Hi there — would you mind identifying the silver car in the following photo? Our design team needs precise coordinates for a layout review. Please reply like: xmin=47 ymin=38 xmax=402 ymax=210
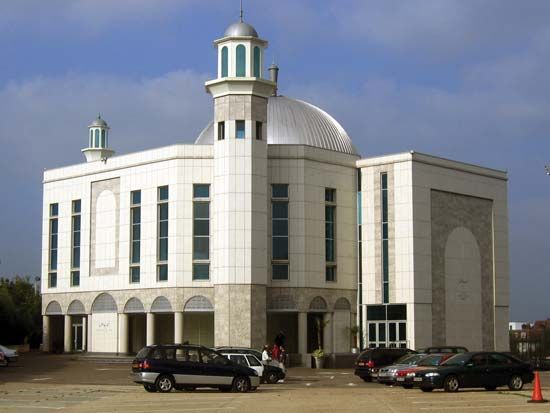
xmin=0 ymin=345 xmax=19 ymax=365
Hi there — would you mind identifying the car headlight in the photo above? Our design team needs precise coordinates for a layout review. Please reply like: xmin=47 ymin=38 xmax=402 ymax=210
xmin=425 ymin=372 xmax=440 ymax=377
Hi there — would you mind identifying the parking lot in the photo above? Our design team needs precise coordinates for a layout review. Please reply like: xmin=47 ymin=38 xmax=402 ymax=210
xmin=1 ymin=353 xmax=550 ymax=412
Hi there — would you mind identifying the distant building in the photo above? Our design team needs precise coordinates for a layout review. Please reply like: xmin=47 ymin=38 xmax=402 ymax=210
xmin=41 ymin=14 xmax=509 ymax=361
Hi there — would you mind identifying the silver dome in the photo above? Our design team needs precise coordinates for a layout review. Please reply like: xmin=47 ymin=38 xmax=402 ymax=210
xmin=195 ymin=96 xmax=358 ymax=156
xmin=224 ymin=21 xmax=259 ymax=38
xmin=89 ymin=115 xmax=108 ymax=128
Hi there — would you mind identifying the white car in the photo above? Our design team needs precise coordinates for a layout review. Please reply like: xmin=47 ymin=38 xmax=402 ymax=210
xmin=222 ymin=353 xmax=264 ymax=378
xmin=0 ymin=345 xmax=19 ymax=365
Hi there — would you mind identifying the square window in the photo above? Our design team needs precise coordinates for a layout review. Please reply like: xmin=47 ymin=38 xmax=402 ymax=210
xmin=272 ymin=264 xmax=288 ymax=280
xmin=131 ymin=190 xmax=141 ymax=205
xmin=236 ymin=120 xmax=245 ymax=139
xmin=193 ymin=202 xmax=209 ymax=218
xmin=193 ymin=263 xmax=210 ymax=280
xmin=325 ymin=188 xmax=336 ymax=202
xmin=326 ymin=266 xmax=336 ymax=282
xmin=50 ymin=203 xmax=58 ymax=217
xmin=193 ymin=184 xmax=210 ymax=199
xmin=217 ymin=121 xmax=225 ymax=140
xmin=157 ymin=264 xmax=168 ymax=281
xmin=272 ymin=184 xmax=288 ymax=198
xmin=130 ymin=267 xmax=140 ymax=283
xmin=71 ymin=271 xmax=80 ymax=287
xmin=158 ymin=186 xmax=169 ymax=201
xmin=72 ymin=199 xmax=81 ymax=214
xmin=255 ymin=121 xmax=262 ymax=140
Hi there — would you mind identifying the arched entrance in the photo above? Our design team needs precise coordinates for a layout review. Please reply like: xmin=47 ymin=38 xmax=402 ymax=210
xmin=183 ymin=296 xmax=214 ymax=347
xmin=151 ymin=296 xmax=174 ymax=345
xmin=307 ymin=296 xmax=328 ymax=353
xmin=124 ymin=297 xmax=146 ymax=353
xmin=67 ymin=300 xmax=87 ymax=352
xmin=267 ymin=295 xmax=298 ymax=353
xmin=44 ymin=301 xmax=64 ymax=353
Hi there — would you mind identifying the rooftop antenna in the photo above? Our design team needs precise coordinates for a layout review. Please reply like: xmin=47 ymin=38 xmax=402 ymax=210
xmin=240 ymin=0 xmax=243 ymax=22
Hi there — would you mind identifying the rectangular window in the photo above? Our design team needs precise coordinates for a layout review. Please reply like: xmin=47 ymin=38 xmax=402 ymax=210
xmin=236 ymin=120 xmax=245 ymax=139
xmin=217 ymin=121 xmax=225 ymax=140
xmin=381 ymin=173 xmax=389 ymax=303
xmin=255 ymin=121 xmax=262 ymax=140
xmin=193 ymin=184 xmax=210 ymax=281
xmin=130 ymin=190 xmax=141 ymax=283
xmin=48 ymin=203 xmax=58 ymax=289
xmin=71 ymin=200 xmax=81 ymax=286
xmin=157 ymin=186 xmax=169 ymax=281
xmin=325 ymin=188 xmax=336 ymax=282
xmin=271 ymin=184 xmax=289 ymax=280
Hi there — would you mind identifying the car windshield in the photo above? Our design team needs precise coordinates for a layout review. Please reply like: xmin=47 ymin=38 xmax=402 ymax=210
xmin=440 ymin=353 xmax=471 ymax=366
xmin=395 ymin=354 xmax=424 ymax=365
xmin=418 ymin=355 xmax=446 ymax=366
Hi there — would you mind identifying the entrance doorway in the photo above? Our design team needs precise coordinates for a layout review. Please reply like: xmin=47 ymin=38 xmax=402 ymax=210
xmin=367 ymin=321 xmax=407 ymax=348
xmin=307 ymin=313 xmax=325 ymax=353
xmin=73 ymin=322 xmax=84 ymax=351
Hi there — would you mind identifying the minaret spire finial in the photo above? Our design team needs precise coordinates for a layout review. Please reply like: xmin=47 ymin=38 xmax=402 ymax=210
xmin=240 ymin=0 xmax=243 ymax=22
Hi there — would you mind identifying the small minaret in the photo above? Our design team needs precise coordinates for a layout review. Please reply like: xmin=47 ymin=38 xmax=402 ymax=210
xmin=82 ymin=115 xmax=115 ymax=162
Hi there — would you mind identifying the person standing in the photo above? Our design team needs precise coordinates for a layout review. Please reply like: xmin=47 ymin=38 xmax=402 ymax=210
xmin=274 ymin=330 xmax=286 ymax=348
xmin=261 ymin=345 xmax=272 ymax=366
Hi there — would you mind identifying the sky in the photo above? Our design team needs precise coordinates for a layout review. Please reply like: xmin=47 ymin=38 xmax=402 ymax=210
xmin=0 ymin=0 xmax=549 ymax=321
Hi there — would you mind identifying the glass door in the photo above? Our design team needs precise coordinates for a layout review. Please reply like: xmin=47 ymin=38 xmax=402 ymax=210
xmin=73 ymin=324 xmax=83 ymax=351
xmin=368 ymin=321 xmax=406 ymax=348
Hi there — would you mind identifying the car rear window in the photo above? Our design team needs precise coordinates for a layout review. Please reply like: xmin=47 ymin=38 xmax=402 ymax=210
xmin=136 ymin=347 xmax=151 ymax=359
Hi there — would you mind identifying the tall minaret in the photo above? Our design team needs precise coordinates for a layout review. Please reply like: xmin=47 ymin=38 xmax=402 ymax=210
xmin=205 ymin=12 xmax=276 ymax=348
xmin=82 ymin=115 xmax=115 ymax=162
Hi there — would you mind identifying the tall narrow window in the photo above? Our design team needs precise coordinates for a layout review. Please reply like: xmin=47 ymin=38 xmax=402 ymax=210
xmin=48 ymin=203 xmax=59 ymax=288
xmin=217 ymin=121 xmax=225 ymax=140
xmin=253 ymin=46 xmax=260 ymax=77
xmin=89 ymin=130 xmax=93 ymax=147
xmin=71 ymin=200 xmax=81 ymax=287
xmin=325 ymin=188 xmax=336 ymax=282
xmin=236 ymin=44 xmax=246 ymax=77
xmin=101 ymin=129 xmax=106 ymax=148
xmin=236 ymin=120 xmax=245 ymax=139
xmin=221 ymin=46 xmax=228 ymax=77
xmin=272 ymin=184 xmax=289 ymax=280
xmin=157 ymin=186 xmax=169 ymax=281
xmin=130 ymin=190 xmax=141 ymax=283
xmin=255 ymin=121 xmax=262 ymax=140
xmin=193 ymin=184 xmax=210 ymax=280
xmin=381 ymin=173 xmax=389 ymax=303
xmin=94 ymin=129 xmax=100 ymax=147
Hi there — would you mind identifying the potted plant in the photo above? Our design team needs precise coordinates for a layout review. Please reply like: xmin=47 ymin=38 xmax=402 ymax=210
xmin=312 ymin=348 xmax=325 ymax=369
xmin=349 ymin=325 xmax=361 ymax=354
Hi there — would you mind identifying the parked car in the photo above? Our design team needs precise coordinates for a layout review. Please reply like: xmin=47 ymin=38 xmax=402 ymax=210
xmin=0 ymin=345 xmax=19 ymax=365
xmin=412 ymin=352 xmax=534 ymax=392
xmin=355 ymin=348 xmax=416 ymax=382
xmin=219 ymin=351 xmax=285 ymax=384
xmin=132 ymin=344 xmax=260 ymax=393
xmin=416 ymin=346 xmax=468 ymax=354
xmin=377 ymin=354 xmax=431 ymax=385
xmin=0 ymin=351 xmax=6 ymax=367
xmin=214 ymin=347 xmax=263 ymax=360
xmin=395 ymin=353 xmax=455 ymax=388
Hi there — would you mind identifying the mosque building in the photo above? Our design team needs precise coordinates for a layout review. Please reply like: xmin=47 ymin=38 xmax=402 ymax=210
xmin=41 ymin=14 xmax=509 ymax=363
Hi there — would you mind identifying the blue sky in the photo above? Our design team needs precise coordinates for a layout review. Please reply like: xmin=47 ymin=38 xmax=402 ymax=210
xmin=0 ymin=0 xmax=549 ymax=321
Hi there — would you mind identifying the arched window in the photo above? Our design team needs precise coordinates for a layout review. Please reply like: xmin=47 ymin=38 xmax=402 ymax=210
xmin=253 ymin=46 xmax=260 ymax=77
xmin=101 ymin=129 xmax=106 ymax=147
xmin=236 ymin=45 xmax=246 ymax=77
xmin=94 ymin=129 xmax=100 ymax=147
xmin=221 ymin=46 xmax=228 ymax=78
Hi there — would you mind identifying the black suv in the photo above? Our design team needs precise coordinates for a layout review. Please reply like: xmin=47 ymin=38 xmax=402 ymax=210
xmin=132 ymin=344 xmax=260 ymax=393
xmin=355 ymin=348 xmax=415 ymax=382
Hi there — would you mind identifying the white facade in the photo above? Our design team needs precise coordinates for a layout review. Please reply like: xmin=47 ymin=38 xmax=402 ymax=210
xmin=41 ymin=18 xmax=509 ymax=360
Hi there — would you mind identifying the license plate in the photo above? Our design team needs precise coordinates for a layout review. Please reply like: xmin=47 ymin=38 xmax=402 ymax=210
xmin=397 ymin=377 xmax=405 ymax=382
xmin=414 ymin=377 xmax=422 ymax=382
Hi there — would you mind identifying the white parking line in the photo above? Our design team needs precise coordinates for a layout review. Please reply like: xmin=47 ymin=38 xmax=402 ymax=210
xmin=32 ymin=377 xmax=52 ymax=381
xmin=97 ymin=408 xmax=236 ymax=413
xmin=0 ymin=406 xmax=64 ymax=410
xmin=413 ymin=398 xmax=519 ymax=404
xmin=420 ymin=404 xmax=531 ymax=410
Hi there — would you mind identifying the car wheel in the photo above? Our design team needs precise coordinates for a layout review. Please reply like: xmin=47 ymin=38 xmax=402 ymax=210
xmin=420 ymin=387 xmax=433 ymax=392
xmin=143 ymin=384 xmax=157 ymax=393
xmin=443 ymin=375 xmax=460 ymax=392
xmin=485 ymin=386 xmax=497 ymax=391
xmin=156 ymin=374 xmax=175 ymax=393
xmin=508 ymin=374 xmax=524 ymax=391
xmin=232 ymin=376 xmax=251 ymax=393
xmin=266 ymin=372 xmax=279 ymax=384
